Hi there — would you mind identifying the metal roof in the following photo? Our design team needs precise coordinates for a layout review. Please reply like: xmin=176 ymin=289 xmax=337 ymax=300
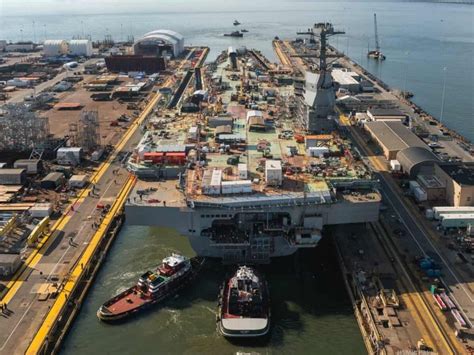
xmin=365 ymin=121 xmax=427 ymax=152
xmin=396 ymin=146 xmax=439 ymax=177
xmin=144 ymin=29 xmax=184 ymax=42
xmin=438 ymin=164 xmax=474 ymax=186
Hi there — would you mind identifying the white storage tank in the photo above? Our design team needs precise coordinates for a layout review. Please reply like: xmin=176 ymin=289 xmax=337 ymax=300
xmin=43 ymin=40 xmax=68 ymax=57
xmin=265 ymin=160 xmax=282 ymax=186
xmin=68 ymin=39 xmax=93 ymax=57
xmin=238 ymin=163 xmax=248 ymax=179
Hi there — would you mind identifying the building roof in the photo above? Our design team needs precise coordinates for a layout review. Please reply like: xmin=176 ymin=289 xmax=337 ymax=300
xmin=215 ymin=125 xmax=232 ymax=135
xmin=438 ymin=164 xmax=474 ymax=186
xmin=396 ymin=146 xmax=439 ymax=177
xmin=365 ymin=120 xmax=427 ymax=152
xmin=143 ymin=29 xmax=184 ymax=42
xmin=368 ymin=108 xmax=406 ymax=117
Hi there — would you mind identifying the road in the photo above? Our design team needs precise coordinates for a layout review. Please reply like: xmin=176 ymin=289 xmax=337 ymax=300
xmin=6 ymin=62 xmax=89 ymax=104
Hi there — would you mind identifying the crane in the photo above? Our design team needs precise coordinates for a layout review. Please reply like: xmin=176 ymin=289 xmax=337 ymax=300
xmin=368 ymin=13 xmax=386 ymax=61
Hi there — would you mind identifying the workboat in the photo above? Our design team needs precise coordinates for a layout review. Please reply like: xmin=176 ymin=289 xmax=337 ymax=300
xmin=97 ymin=254 xmax=203 ymax=322
xmin=224 ymin=31 xmax=243 ymax=38
xmin=218 ymin=266 xmax=270 ymax=337
xmin=240 ymin=29 xmax=249 ymax=33
xmin=233 ymin=20 xmax=241 ymax=26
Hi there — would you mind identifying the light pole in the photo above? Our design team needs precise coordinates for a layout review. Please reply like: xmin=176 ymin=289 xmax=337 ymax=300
xmin=440 ymin=67 xmax=447 ymax=124
xmin=403 ymin=51 xmax=409 ymax=93
xmin=32 ymin=20 xmax=36 ymax=43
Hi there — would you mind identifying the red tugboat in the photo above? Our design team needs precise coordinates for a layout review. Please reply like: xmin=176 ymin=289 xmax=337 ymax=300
xmin=218 ymin=266 xmax=270 ymax=337
xmin=97 ymin=254 xmax=202 ymax=322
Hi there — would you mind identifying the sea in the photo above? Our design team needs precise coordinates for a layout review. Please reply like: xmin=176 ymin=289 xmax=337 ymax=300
xmin=1 ymin=1 xmax=473 ymax=354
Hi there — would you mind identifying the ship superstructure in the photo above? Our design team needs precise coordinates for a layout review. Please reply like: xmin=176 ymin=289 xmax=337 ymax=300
xmin=125 ymin=26 xmax=381 ymax=264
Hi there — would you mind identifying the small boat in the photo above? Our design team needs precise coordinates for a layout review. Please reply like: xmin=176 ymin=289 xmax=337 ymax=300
xmin=97 ymin=254 xmax=204 ymax=322
xmin=233 ymin=20 xmax=241 ymax=26
xmin=224 ymin=31 xmax=243 ymax=38
xmin=240 ymin=29 xmax=249 ymax=33
xmin=217 ymin=266 xmax=270 ymax=337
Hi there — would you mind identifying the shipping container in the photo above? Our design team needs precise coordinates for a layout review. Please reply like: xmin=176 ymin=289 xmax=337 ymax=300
xmin=238 ymin=163 xmax=248 ymax=179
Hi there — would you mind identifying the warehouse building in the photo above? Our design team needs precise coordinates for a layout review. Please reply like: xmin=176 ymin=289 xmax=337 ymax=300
xmin=364 ymin=120 xmax=429 ymax=160
xmin=367 ymin=108 xmax=407 ymax=122
xmin=68 ymin=39 xmax=93 ymax=57
xmin=43 ymin=40 xmax=68 ymax=57
xmin=434 ymin=163 xmax=474 ymax=207
xmin=332 ymin=69 xmax=360 ymax=93
xmin=134 ymin=29 xmax=184 ymax=58
xmin=396 ymin=147 xmax=440 ymax=177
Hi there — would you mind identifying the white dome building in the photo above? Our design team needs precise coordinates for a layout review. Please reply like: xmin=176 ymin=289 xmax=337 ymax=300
xmin=68 ymin=39 xmax=93 ymax=57
xmin=133 ymin=29 xmax=184 ymax=58
xmin=43 ymin=40 xmax=68 ymax=57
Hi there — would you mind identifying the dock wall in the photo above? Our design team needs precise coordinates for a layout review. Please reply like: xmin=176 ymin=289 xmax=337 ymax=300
xmin=26 ymin=176 xmax=136 ymax=355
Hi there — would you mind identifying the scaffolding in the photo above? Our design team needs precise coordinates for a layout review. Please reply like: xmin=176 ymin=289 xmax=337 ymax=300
xmin=78 ymin=110 xmax=100 ymax=152
xmin=0 ymin=104 xmax=50 ymax=152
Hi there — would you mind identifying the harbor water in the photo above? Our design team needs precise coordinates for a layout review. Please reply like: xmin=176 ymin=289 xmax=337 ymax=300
xmin=1 ymin=1 xmax=473 ymax=141
xmin=62 ymin=226 xmax=365 ymax=354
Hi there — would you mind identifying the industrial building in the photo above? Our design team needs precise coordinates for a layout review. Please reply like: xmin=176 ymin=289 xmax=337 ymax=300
xmin=396 ymin=147 xmax=440 ymax=177
xmin=434 ymin=164 xmax=474 ymax=207
xmin=5 ymin=42 xmax=35 ymax=52
xmin=43 ymin=40 xmax=68 ymax=57
xmin=367 ymin=108 xmax=407 ymax=122
xmin=41 ymin=172 xmax=65 ymax=189
xmin=68 ymin=39 xmax=93 ymax=57
xmin=134 ymin=29 xmax=184 ymax=58
xmin=332 ymin=69 xmax=360 ymax=93
xmin=364 ymin=120 xmax=429 ymax=160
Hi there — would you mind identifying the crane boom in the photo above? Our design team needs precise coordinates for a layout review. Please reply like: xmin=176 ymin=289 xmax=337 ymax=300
xmin=374 ymin=13 xmax=380 ymax=52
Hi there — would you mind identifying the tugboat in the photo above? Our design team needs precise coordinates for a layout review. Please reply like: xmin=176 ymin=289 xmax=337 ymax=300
xmin=97 ymin=254 xmax=203 ymax=322
xmin=233 ymin=20 xmax=241 ymax=26
xmin=217 ymin=266 xmax=270 ymax=337
xmin=224 ymin=31 xmax=243 ymax=38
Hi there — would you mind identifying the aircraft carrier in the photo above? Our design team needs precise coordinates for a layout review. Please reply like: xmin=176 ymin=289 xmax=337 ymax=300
xmin=125 ymin=23 xmax=381 ymax=263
